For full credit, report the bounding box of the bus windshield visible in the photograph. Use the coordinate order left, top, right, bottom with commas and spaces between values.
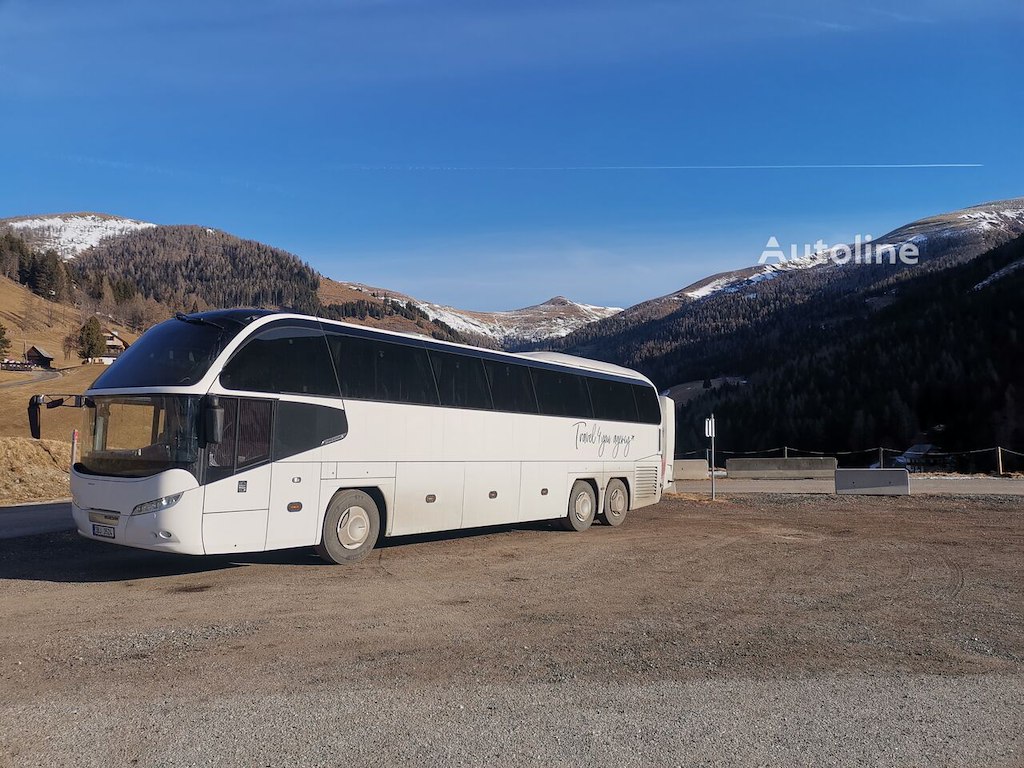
91, 314, 245, 389
77, 395, 202, 478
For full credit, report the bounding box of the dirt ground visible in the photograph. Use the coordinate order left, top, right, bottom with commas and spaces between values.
0, 493, 1021, 766
0, 437, 71, 504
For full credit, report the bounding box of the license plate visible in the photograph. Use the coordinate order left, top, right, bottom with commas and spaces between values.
92, 524, 115, 539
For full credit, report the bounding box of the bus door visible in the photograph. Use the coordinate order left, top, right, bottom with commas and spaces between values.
267, 460, 320, 550
202, 397, 274, 554
265, 401, 348, 549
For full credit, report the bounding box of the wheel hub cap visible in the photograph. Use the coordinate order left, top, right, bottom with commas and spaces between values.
608, 488, 625, 517
574, 492, 592, 522
337, 505, 370, 549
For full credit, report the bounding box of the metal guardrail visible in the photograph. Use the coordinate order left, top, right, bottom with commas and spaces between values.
675, 445, 1023, 474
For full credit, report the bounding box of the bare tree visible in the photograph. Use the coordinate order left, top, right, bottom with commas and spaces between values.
20, 291, 37, 331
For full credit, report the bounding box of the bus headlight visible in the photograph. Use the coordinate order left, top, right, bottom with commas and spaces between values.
131, 493, 183, 516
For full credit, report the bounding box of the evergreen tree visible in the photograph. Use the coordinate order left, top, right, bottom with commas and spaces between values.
76, 317, 106, 359
0, 322, 10, 358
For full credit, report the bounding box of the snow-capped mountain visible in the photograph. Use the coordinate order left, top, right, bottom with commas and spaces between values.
413, 294, 622, 345
1, 213, 156, 258
8, 197, 1020, 353
544, 197, 1024, 382
626, 197, 1024, 318
0, 213, 621, 347
325, 280, 622, 346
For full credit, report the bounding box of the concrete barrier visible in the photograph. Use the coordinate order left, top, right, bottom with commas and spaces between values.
725, 457, 837, 479
673, 459, 709, 480
835, 469, 910, 495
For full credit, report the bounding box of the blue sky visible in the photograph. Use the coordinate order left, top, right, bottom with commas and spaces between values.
1, 0, 1021, 310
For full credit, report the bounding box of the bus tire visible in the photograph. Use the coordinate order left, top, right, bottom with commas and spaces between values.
315, 489, 381, 564
560, 480, 596, 532
598, 478, 628, 527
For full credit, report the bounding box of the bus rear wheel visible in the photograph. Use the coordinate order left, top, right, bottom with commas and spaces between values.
598, 479, 628, 527
560, 480, 596, 532
315, 489, 381, 564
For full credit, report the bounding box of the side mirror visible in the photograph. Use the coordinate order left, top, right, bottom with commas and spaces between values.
26, 394, 90, 440
27, 396, 42, 439
204, 398, 225, 445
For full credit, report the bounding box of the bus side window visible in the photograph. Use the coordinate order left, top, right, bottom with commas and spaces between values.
632, 385, 662, 424
331, 334, 439, 406
237, 399, 273, 468
206, 398, 273, 482
484, 360, 537, 414
222, 326, 339, 397
430, 351, 492, 410
531, 369, 593, 419
207, 398, 238, 483
274, 401, 349, 460
588, 378, 639, 422
377, 343, 438, 405
328, 334, 376, 400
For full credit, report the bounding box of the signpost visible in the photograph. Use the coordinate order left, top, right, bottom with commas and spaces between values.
705, 414, 716, 500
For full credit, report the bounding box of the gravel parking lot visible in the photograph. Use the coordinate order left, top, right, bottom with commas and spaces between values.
1, 492, 1021, 767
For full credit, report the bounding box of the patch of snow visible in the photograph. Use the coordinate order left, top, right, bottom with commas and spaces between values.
770, 250, 834, 272
956, 207, 1024, 234
404, 300, 495, 338
684, 277, 739, 299
5, 214, 155, 258
972, 257, 1024, 291
402, 296, 622, 344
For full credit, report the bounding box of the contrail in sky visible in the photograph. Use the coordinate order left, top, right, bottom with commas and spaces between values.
336, 163, 983, 171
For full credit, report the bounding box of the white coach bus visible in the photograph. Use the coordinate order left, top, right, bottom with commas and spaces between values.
67, 310, 675, 564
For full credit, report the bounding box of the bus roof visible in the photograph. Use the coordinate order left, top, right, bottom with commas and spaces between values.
515, 351, 648, 381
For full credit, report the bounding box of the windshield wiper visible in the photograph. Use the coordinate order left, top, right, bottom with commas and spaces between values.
175, 312, 226, 331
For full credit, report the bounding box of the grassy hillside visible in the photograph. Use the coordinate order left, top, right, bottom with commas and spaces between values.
0, 276, 137, 365
0, 275, 135, 444
318, 277, 476, 344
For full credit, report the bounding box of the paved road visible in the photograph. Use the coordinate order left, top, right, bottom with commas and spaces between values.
674, 476, 1024, 495
0, 369, 61, 391
0, 500, 73, 539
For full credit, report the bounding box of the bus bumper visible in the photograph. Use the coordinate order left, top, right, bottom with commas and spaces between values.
70, 469, 206, 555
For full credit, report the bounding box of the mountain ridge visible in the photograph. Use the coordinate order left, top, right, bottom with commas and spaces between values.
619, 196, 1024, 323
1, 213, 622, 347
4, 196, 1024, 356
321, 278, 622, 347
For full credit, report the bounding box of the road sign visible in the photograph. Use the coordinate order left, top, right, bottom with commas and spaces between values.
705, 413, 717, 500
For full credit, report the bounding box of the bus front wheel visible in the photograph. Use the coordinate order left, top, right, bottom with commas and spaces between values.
560, 480, 596, 532
315, 489, 381, 564
598, 479, 628, 527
